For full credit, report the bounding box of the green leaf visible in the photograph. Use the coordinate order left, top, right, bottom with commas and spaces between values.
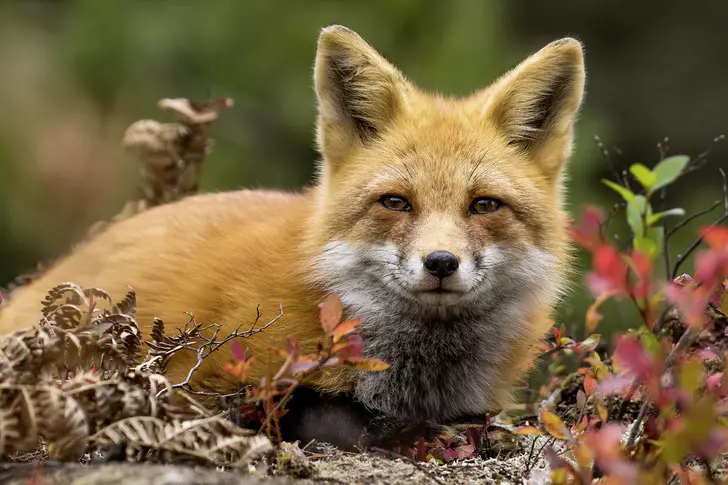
646, 208, 686, 226
626, 195, 650, 238
602, 179, 637, 204
634, 237, 657, 257
647, 226, 665, 255
640, 331, 660, 357
630, 163, 656, 190
580, 334, 601, 352
634, 195, 649, 213
652, 155, 690, 192
642, 196, 654, 220
679, 360, 703, 398
661, 398, 716, 465
627, 201, 644, 237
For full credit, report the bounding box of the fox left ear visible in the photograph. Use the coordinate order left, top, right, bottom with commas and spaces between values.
484, 38, 586, 178
314, 25, 410, 167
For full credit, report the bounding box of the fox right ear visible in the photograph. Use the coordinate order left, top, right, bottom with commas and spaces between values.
314, 26, 409, 165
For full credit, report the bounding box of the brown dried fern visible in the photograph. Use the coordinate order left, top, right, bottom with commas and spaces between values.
0, 97, 275, 469
0, 283, 271, 467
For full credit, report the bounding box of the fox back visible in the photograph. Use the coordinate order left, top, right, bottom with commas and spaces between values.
0, 26, 585, 440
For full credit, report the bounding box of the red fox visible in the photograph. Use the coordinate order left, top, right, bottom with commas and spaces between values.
0, 26, 585, 448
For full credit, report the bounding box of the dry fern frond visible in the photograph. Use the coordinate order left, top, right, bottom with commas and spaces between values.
0, 283, 272, 468
0, 98, 273, 469
90, 415, 271, 467
83, 97, 231, 240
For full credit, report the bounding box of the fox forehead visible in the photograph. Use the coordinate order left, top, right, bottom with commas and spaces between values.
328, 110, 553, 216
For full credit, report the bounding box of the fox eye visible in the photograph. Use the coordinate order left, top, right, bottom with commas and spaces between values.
379, 195, 412, 212
470, 197, 502, 214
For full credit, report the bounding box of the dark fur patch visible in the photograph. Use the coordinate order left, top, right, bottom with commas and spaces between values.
278, 387, 444, 451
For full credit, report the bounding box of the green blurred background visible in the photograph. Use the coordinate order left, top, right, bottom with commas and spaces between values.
1, 0, 726, 340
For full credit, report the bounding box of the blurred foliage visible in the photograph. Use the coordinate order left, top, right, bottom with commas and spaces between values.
0, 0, 725, 341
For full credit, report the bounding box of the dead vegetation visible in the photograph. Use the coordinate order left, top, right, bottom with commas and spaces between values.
0, 100, 276, 470
0, 282, 272, 467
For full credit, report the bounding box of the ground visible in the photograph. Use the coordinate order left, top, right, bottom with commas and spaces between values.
1, 442, 557, 485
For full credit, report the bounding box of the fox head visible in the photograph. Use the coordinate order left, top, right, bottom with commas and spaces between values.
308, 25, 585, 314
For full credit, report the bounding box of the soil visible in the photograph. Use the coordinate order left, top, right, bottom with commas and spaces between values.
1, 438, 557, 485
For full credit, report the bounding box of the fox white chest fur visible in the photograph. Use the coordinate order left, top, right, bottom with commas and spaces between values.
315, 241, 561, 419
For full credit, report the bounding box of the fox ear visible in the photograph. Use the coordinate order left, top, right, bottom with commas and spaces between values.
314, 25, 408, 164
484, 38, 586, 177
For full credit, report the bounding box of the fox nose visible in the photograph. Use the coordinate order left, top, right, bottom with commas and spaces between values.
423, 251, 459, 279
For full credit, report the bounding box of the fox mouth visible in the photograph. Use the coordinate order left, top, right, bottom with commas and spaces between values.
420, 288, 456, 294
416, 284, 467, 297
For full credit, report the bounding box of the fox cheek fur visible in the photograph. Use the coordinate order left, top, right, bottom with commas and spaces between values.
308, 26, 585, 419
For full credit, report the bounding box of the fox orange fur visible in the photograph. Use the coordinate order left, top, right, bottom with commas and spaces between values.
0, 26, 586, 446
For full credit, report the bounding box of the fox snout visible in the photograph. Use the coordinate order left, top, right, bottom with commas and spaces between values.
422, 251, 459, 279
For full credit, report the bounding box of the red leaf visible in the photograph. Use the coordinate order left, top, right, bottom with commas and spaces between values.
586, 292, 614, 332
706, 372, 723, 393
699, 349, 720, 361
435, 435, 456, 448
332, 318, 363, 343
231, 340, 246, 361
288, 360, 319, 375
598, 373, 634, 396
332, 333, 363, 359
466, 425, 484, 446
440, 448, 457, 462
586, 423, 623, 456
630, 250, 654, 299
664, 283, 709, 328
454, 443, 476, 459
701, 225, 728, 250
583, 375, 597, 396
613, 335, 653, 379
415, 436, 427, 462
586, 244, 629, 296
571, 207, 604, 250
585, 424, 639, 484
696, 251, 728, 289
319, 294, 343, 335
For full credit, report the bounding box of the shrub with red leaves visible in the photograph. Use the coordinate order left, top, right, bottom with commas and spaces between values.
517, 149, 728, 484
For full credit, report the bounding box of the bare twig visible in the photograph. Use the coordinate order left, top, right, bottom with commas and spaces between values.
155, 304, 284, 399
666, 201, 721, 241
672, 168, 728, 279
594, 135, 624, 186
